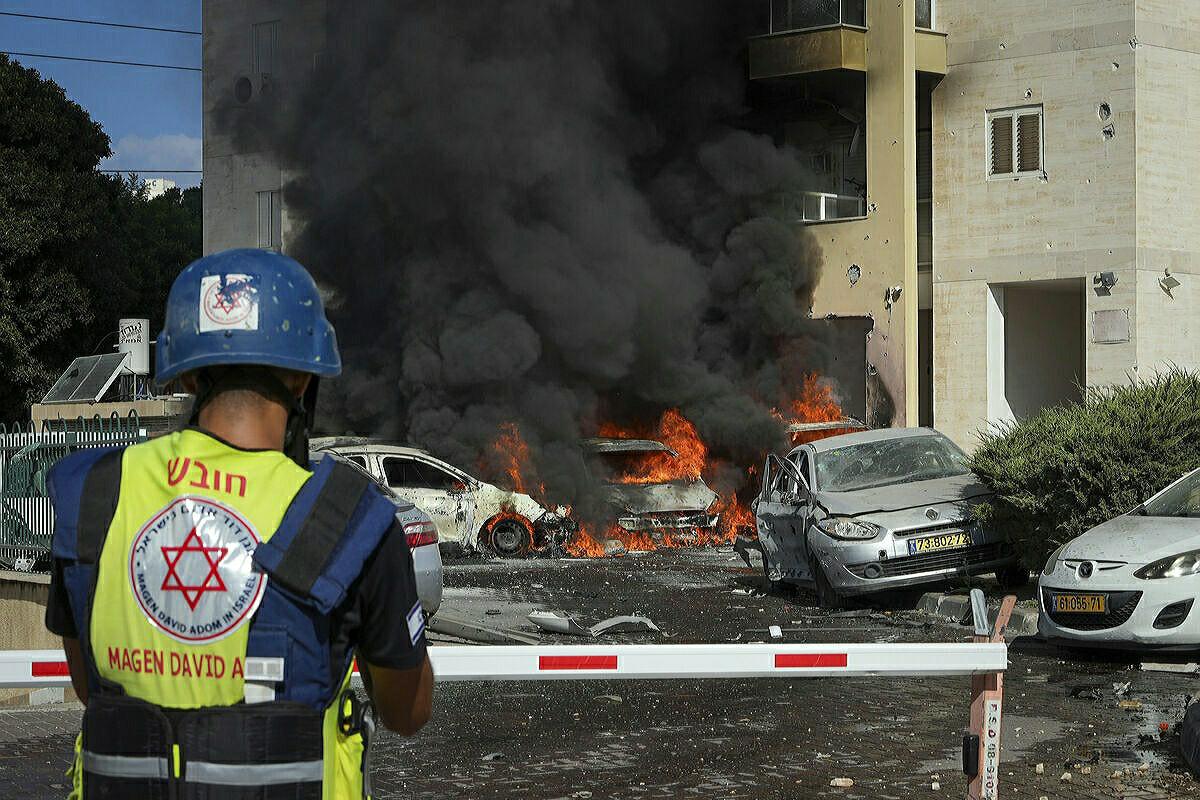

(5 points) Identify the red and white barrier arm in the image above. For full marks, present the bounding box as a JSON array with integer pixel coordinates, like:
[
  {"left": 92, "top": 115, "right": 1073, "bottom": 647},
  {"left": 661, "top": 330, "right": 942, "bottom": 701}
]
[{"left": 0, "top": 641, "right": 1005, "bottom": 688}]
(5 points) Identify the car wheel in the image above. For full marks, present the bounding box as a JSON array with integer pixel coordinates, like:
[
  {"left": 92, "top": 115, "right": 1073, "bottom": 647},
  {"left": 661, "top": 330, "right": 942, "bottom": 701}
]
[
  {"left": 487, "top": 517, "right": 533, "bottom": 558},
  {"left": 810, "top": 555, "right": 845, "bottom": 609},
  {"left": 996, "top": 564, "right": 1030, "bottom": 589}
]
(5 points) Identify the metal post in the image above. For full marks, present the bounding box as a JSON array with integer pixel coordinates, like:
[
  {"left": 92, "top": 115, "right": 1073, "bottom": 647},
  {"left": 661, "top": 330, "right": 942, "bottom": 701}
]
[{"left": 966, "top": 594, "right": 1015, "bottom": 800}]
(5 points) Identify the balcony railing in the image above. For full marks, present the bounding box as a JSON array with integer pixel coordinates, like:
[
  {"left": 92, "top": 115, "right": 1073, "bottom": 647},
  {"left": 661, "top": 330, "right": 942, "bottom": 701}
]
[
  {"left": 792, "top": 191, "right": 867, "bottom": 223},
  {"left": 768, "top": 0, "right": 866, "bottom": 34}
]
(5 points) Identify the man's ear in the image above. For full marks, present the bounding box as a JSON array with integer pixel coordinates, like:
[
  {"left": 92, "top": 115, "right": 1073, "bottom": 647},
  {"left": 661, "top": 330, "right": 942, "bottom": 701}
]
[{"left": 285, "top": 371, "right": 313, "bottom": 399}]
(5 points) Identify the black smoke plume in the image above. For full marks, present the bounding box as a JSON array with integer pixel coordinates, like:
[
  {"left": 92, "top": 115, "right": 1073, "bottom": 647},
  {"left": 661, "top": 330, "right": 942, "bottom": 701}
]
[{"left": 218, "top": 1, "right": 836, "bottom": 511}]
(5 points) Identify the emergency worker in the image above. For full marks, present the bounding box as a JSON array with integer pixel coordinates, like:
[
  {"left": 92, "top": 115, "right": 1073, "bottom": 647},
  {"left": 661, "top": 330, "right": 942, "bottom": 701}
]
[{"left": 45, "top": 248, "right": 433, "bottom": 799}]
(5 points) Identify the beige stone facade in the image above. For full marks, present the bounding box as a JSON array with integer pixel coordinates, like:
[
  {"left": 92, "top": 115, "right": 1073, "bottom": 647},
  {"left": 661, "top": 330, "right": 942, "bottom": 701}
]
[{"left": 933, "top": 0, "right": 1200, "bottom": 448}]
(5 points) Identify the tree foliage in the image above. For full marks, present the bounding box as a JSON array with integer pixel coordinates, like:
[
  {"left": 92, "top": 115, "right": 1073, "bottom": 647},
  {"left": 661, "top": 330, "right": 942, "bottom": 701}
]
[
  {"left": 0, "top": 55, "right": 200, "bottom": 420},
  {"left": 970, "top": 369, "right": 1200, "bottom": 569}
]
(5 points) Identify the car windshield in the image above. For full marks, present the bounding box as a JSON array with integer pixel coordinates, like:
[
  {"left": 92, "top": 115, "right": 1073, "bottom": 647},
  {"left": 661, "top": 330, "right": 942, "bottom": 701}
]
[
  {"left": 815, "top": 434, "right": 971, "bottom": 492},
  {"left": 1141, "top": 470, "right": 1200, "bottom": 517}
]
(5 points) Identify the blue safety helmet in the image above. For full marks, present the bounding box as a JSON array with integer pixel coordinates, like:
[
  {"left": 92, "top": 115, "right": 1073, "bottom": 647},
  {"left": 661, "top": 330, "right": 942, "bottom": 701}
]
[{"left": 156, "top": 248, "right": 341, "bottom": 384}]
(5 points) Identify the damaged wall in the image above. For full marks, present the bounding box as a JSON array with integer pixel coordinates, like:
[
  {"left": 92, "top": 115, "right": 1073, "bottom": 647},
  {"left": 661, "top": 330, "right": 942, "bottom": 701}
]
[
  {"left": 932, "top": 0, "right": 1140, "bottom": 448},
  {"left": 800, "top": 0, "right": 920, "bottom": 429}
]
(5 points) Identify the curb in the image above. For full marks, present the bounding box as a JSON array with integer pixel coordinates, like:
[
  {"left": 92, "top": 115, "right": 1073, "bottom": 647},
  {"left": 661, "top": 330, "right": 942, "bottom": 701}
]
[{"left": 917, "top": 592, "right": 1040, "bottom": 638}]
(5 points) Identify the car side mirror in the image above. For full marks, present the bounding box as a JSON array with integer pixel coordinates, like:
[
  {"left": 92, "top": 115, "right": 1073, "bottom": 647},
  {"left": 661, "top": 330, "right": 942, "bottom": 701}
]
[{"left": 450, "top": 480, "right": 469, "bottom": 494}]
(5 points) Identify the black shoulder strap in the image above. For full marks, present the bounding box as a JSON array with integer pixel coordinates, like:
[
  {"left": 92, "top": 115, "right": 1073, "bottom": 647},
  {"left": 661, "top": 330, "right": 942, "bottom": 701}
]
[
  {"left": 77, "top": 449, "right": 124, "bottom": 564},
  {"left": 271, "top": 463, "right": 369, "bottom": 596}
]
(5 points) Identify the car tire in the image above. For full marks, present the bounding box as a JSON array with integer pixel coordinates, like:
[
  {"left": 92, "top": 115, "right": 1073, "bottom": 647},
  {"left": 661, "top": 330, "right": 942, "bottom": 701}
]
[
  {"left": 810, "top": 555, "right": 845, "bottom": 609},
  {"left": 486, "top": 517, "right": 533, "bottom": 558},
  {"left": 996, "top": 564, "right": 1030, "bottom": 589}
]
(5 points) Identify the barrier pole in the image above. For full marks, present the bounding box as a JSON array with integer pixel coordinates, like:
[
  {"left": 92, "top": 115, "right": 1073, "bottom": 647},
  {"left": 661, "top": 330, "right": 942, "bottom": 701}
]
[{"left": 967, "top": 593, "right": 1016, "bottom": 800}]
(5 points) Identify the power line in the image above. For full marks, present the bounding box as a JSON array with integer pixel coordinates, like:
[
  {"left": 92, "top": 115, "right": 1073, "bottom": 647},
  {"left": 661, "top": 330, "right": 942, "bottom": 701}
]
[
  {"left": 99, "top": 169, "right": 202, "bottom": 174},
  {"left": 0, "top": 11, "right": 200, "bottom": 35},
  {"left": 1, "top": 50, "right": 200, "bottom": 71}
]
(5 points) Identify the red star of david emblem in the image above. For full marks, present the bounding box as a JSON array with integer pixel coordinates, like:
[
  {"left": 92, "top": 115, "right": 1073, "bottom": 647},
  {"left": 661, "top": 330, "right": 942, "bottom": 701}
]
[
  {"left": 212, "top": 286, "right": 243, "bottom": 314},
  {"left": 161, "top": 528, "right": 228, "bottom": 611}
]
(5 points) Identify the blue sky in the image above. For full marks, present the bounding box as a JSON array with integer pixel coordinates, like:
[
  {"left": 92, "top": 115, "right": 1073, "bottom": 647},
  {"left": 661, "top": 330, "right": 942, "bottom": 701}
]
[{"left": 0, "top": 0, "right": 202, "bottom": 187}]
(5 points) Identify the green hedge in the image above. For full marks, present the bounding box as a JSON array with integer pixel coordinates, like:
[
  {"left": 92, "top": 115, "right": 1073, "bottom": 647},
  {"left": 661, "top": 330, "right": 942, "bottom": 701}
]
[{"left": 970, "top": 369, "right": 1200, "bottom": 570}]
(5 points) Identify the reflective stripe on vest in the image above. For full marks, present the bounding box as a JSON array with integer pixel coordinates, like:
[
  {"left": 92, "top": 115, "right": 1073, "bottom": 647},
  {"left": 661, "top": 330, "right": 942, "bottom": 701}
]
[
  {"left": 81, "top": 750, "right": 169, "bottom": 780},
  {"left": 187, "top": 759, "right": 323, "bottom": 786}
]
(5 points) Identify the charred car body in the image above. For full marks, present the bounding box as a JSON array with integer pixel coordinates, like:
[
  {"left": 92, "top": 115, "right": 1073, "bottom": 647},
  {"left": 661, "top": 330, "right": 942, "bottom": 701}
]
[
  {"left": 311, "top": 438, "right": 575, "bottom": 557},
  {"left": 754, "top": 427, "right": 1025, "bottom": 607},
  {"left": 582, "top": 438, "right": 719, "bottom": 539}
]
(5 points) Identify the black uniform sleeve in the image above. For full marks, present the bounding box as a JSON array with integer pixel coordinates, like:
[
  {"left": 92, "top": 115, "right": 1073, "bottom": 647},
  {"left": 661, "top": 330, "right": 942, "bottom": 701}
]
[
  {"left": 45, "top": 558, "right": 77, "bottom": 638},
  {"left": 345, "top": 520, "right": 428, "bottom": 670}
]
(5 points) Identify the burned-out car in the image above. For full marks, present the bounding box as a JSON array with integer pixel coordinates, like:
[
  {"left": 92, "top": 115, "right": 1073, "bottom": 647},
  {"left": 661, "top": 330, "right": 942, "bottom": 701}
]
[
  {"left": 754, "top": 427, "right": 1025, "bottom": 607},
  {"left": 311, "top": 438, "right": 575, "bottom": 557},
  {"left": 581, "top": 438, "right": 719, "bottom": 539}
]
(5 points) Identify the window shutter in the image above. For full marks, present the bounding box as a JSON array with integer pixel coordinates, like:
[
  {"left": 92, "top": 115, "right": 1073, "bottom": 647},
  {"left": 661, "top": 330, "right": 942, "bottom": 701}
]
[
  {"left": 989, "top": 115, "right": 1013, "bottom": 176},
  {"left": 1016, "top": 113, "right": 1040, "bottom": 172}
]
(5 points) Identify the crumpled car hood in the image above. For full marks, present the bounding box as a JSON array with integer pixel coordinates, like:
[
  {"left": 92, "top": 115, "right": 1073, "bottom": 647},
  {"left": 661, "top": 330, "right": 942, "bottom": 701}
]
[
  {"left": 814, "top": 473, "right": 992, "bottom": 516},
  {"left": 1062, "top": 514, "right": 1200, "bottom": 566},
  {"left": 605, "top": 480, "right": 718, "bottom": 515}
]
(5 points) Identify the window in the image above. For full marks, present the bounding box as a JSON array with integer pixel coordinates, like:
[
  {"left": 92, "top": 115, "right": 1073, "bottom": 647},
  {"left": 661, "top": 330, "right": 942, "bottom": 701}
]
[
  {"left": 346, "top": 455, "right": 367, "bottom": 470},
  {"left": 790, "top": 451, "right": 810, "bottom": 488},
  {"left": 382, "top": 457, "right": 462, "bottom": 491},
  {"left": 987, "top": 106, "right": 1043, "bottom": 179},
  {"left": 252, "top": 21, "right": 278, "bottom": 78},
  {"left": 256, "top": 190, "right": 280, "bottom": 250}
]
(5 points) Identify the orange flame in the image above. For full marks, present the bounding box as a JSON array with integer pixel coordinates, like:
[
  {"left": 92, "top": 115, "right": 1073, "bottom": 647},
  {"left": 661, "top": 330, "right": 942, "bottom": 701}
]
[
  {"left": 777, "top": 373, "right": 856, "bottom": 445},
  {"left": 596, "top": 409, "right": 706, "bottom": 484}
]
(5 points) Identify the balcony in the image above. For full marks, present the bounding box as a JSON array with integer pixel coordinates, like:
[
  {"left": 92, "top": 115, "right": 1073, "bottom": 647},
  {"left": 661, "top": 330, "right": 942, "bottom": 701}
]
[
  {"left": 768, "top": 0, "right": 866, "bottom": 34},
  {"left": 784, "top": 191, "right": 867, "bottom": 223}
]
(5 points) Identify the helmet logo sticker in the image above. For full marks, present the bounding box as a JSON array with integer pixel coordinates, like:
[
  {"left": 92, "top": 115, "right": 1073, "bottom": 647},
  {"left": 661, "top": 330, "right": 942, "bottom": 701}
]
[
  {"left": 199, "top": 273, "right": 259, "bottom": 333},
  {"left": 129, "top": 496, "right": 266, "bottom": 643}
]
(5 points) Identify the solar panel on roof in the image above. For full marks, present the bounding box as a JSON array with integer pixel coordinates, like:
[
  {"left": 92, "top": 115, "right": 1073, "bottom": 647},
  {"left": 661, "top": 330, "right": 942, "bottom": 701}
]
[{"left": 41, "top": 353, "right": 130, "bottom": 404}]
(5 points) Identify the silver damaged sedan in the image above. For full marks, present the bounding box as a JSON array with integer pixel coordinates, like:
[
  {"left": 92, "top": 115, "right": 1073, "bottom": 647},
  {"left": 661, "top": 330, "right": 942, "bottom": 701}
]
[{"left": 754, "top": 428, "right": 1024, "bottom": 607}]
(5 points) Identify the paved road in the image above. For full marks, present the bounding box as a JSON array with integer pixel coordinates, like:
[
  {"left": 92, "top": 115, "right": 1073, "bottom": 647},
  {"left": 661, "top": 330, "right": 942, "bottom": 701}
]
[{"left": 3, "top": 549, "right": 1199, "bottom": 799}]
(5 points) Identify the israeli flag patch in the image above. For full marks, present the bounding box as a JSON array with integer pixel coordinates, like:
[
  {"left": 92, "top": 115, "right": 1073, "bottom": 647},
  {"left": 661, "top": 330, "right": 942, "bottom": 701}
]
[{"left": 407, "top": 601, "right": 426, "bottom": 646}]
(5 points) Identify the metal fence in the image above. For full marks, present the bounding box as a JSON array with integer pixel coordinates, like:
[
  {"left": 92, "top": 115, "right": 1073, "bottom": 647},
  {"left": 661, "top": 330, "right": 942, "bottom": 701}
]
[{"left": 0, "top": 414, "right": 145, "bottom": 573}]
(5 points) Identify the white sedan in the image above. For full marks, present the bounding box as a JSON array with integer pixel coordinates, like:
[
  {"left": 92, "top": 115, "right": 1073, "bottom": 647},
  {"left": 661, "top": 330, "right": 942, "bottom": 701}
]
[
  {"left": 1039, "top": 468, "right": 1200, "bottom": 648},
  {"left": 311, "top": 438, "right": 575, "bottom": 557}
]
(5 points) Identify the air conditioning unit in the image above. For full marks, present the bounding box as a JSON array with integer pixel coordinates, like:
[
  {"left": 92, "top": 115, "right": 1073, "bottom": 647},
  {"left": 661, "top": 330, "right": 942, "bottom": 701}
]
[{"left": 233, "top": 74, "right": 273, "bottom": 105}]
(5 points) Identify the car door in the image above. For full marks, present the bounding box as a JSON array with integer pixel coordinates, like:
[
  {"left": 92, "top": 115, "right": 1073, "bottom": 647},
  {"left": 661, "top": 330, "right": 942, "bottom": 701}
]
[
  {"left": 755, "top": 455, "right": 783, "bottom": 577},
  {"left": 381, "top": 456, "right": 472, "bottom": 546},
  {"left": 765, "top": 453, "right": 811, "bottom": 582},
  {"left": 778, "top": 449, "right": 814, "bottom": 582}
]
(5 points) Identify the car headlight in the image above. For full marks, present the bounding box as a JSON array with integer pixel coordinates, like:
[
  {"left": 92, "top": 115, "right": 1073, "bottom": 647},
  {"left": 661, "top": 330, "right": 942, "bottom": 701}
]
[
  {"left": 1135, "top": 549, "right": 1200, "bottom": 580},
  {"left": 1043, "top": 544, "right": 1066, "bottom": 576},
  {"left": 815, "top": 517, "right": 879, "bottom": 541}
]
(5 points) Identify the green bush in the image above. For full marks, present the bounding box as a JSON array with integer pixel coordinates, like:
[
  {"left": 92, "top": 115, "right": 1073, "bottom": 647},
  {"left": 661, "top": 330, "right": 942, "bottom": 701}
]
[{"left": 970, "top": 369, "right": 1200, "bottom": 570}]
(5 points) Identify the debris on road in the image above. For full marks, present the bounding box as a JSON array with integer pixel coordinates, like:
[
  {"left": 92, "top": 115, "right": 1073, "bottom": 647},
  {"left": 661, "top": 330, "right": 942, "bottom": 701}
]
[
  {"left": 768, "top": 625, "right": 783, "bottom": 639},
  {"left": 1119, "top": 699, "right": 1143, "bottom": 710},
  {"left": 1141, "top": 662, "right": 1199, "bottom": 674},
  {"left": 829, "top": 777, "right": 854, "bottom": 788},
  {"left": 527, "top": 610, "right": 661, "bottom": 637},
  {"left": 429, "top": 610, "right": 540, "bottom": 645},
  {"left": 1035, "top": 762, "right": 1044, "bottom": 774}
]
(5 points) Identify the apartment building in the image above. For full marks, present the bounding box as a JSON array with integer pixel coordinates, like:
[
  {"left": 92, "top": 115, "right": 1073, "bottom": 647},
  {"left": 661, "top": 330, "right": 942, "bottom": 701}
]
[
  {"left": 933, "top": 0, "right": 1200, "bottom": 447},
  {"left": 753, "top": 0, "right": 1200, "bottom": 447}
]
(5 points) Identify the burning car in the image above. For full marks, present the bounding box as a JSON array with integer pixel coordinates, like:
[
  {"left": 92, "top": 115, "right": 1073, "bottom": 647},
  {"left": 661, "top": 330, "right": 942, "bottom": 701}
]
[
  {"left": 581, "top": 437, "right": 720, "bottom": 542},
  {"left": 754, "top": 427, "right": 1025, "bottom": 607},
  {"left": 310, "top": 437, "right": 575, "bottom": 557}
]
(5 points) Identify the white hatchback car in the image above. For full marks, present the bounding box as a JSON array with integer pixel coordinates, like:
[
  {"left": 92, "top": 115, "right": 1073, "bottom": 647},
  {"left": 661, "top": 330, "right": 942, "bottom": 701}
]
[
  {"left": 311, "top": 438, "right": 575, "bottom": 557},
  {"left": 1039, "top": 467, "right": 1200, "bottom": 648}
]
